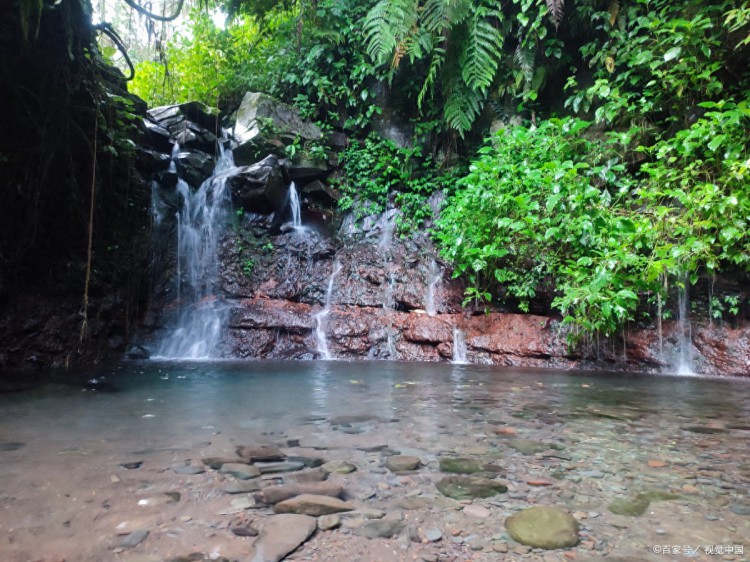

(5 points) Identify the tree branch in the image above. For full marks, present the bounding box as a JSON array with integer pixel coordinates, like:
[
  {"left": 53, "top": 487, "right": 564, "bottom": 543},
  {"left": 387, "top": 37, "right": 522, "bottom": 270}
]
[{"left": 119, "top": 0, "right": 186, "bottom": 22}]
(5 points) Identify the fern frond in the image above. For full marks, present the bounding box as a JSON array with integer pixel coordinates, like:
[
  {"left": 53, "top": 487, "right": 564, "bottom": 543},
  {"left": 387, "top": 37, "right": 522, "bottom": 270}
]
[
  {"left": 514, "top": 42, "right": 535, "bottom": 86},
  {"left": 363, "top": 0, "right": 419, "bottom": 65},
  {"left": 405, "top": 28, "right": 435, "bottom": 62},
  {"left": 444, "top": 75, "right": 485, "bottom": 137},
  {"left": 417, "top": 45, "right": 446, "bottom": 110},
  {"left": 545, "top": 0, "right": 565, "bottom": 28},
  {"left": 460, "top": 9, "right": 504, "bottom": 91},
  {"left": 422, "top": 0, "right": 472, "bottom": 32}
]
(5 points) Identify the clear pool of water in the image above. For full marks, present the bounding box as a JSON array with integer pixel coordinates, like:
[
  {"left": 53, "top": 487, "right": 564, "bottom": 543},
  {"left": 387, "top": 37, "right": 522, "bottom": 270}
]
[{"left": 0, "top": 361, "right": 748, "bottom": 561}]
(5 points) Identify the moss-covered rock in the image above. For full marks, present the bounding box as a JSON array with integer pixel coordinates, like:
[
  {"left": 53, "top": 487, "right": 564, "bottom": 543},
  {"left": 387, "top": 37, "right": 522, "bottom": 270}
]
[
  {"left": 439, "top": 457, "right": 503, "bottom": 474},
  {"left": 505, "top": 506, "right": 579, "bottom": 549},
  {"left": 435, "top": 476, "right": 507, "bottom": 500},
  {"left": 608, "top": 491, "right": 683, "bottom": 517}
]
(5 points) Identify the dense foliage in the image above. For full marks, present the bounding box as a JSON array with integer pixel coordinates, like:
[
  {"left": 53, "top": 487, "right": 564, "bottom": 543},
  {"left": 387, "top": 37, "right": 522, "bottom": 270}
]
[
  {"left": 336, "top": 135, "right": 455, "bottom": 231},
  {"left": 433, "top": 0, "right": 750, "bottom": 340}
]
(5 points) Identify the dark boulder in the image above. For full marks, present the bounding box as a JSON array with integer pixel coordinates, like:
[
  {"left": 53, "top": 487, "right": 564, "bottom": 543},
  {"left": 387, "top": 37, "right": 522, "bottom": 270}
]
[
  {"left": 219, "top": 155, "right": 289, "bottom": 214},
  {"left": 174, "top": 150, "right": 214, "bottom": 188}
]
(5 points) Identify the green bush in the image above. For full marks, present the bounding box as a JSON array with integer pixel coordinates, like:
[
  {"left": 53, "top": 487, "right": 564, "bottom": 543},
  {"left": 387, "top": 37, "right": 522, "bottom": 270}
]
[{"left": 434, "top": 102, "right": 750, "bottom": 341}]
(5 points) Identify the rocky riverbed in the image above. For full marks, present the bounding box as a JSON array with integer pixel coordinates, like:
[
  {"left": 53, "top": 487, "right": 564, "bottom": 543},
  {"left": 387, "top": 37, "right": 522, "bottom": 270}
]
[{"left": 0, "top": 361, "right": 748, "bottom": 561}]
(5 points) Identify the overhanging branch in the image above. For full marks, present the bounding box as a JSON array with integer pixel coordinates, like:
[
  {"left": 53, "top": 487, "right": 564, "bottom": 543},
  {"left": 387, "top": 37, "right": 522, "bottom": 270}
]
[{"left": 120, "top": 0, "right": 186, "bottom": 22}]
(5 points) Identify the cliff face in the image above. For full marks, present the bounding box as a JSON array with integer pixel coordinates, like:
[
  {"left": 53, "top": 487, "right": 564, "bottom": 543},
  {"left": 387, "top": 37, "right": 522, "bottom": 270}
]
[{"left": 214, "top": 216, "right": 750, "bottom": 377}]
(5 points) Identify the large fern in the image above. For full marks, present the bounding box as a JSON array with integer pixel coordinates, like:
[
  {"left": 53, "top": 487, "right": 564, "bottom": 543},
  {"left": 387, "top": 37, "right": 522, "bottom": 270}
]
[
  {"left": 363, "top": 0, "right": 554, "bottom": 135},
  {"left": 443, "top": 69, "right": 485, "bottom": 137},
  {"left": 363, "top": 0, "right": 420, "bottom": 65},
  {"left": 422, "top": 0, "right": 472, "bottom": 32},
  {"left": 460, "top": 7, "right": 504, "bottom": 91}
]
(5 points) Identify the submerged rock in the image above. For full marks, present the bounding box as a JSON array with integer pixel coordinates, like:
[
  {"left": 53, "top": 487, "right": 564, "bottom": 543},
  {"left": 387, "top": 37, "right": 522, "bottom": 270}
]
[
  {"left": 435, "top": 476, "right": 507, "bottom": 500},
  {"left": 219, "top": 463, "right": 261, "bottom": 480},
  {"left": 256, "top": 460, "right": 306, "bottom": 474},
  {"left": 321, "top": 460, "right": 358, "bottom": 474},
  {"left": 505, "top": 506, "right": 579, "bottom": 549},
  {"left": 318, "top": 514, "right": 341, "bottom": 530},
  {"left": 439, "top": 457, "right": 502, "bottom": 474},
  {"left": 352, "top": 518, "right": 404, "bottom": 539},
  {"left": 506, "top": 439, "right": 549, "bottom": 455},
  {"left": 262, "top": 482, "right": 343, "bottom": 504},
  {"left": 118, "top": 529, "right": 149, "bottom": 549},
  {"left": 385, "top": 455, "right": 421, "bottom": 472},
  {"left": 608, "top": 491, "right": 683, "bottom": 517},
  {"left": 273, "top": 494, "right": 354, "bottom": 516},
  {"left": 248, "top": 514, "right": 317, "bottom": 562}
]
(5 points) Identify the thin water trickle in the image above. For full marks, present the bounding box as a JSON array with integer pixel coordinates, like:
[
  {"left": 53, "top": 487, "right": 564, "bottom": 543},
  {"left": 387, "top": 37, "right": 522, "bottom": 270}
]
[
  {"left": 315, "top": 260, "right": 342, "bottom": 360},
  {"left": 386, "top": 327, "right": 398, "bottom": 359},
  {"left": 378, "top": 209, "right": 396, "bottom": 251},
  {"left": 288, "top": 181, "right": 303, "bottom": 230},
  {"left": 380, "top": 272, "right": 398, "bottom": 359},
  {"left": 425, "top": 260, "right": 441, "bottom": 316},
  {"left": 676, "top": 274, "right": 695, "bottom": 375},
  {"left": 382, "top": 273, "right": 395, "bottom": 310},
  {"left": 452, "top": 327, "right": 469, "bottom": 364},
  {"left": 155, "top": 141, "right": 235, "bottom": 359}
]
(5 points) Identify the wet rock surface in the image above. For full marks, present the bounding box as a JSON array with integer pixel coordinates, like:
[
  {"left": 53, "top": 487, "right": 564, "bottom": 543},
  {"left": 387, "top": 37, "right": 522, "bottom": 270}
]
[{"left": 166, "top": 193, "right": 750, "bottom": 374}]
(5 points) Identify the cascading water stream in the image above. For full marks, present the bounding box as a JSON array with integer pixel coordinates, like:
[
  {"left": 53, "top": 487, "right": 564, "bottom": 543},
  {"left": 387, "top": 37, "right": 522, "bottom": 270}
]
[
  {"left": 155, "top": 141, "right": 235, "bottom": 359},
  {"left": 288, "top": 181, "right": 303, "bottom": 230},
  {"left": 381, "top": 272, "right": 398, "bottom": 359},
  {"left": 425, "top": 260, "right": 441, "bottom": 316},
  {"left": 452, "top": 327, "right": 469, "bottom": 364},
  {"left": 676, "top": 274, "right": 695, "bottom": 375},
  {"left": 315, "top": 260, "right": 342, "bottom": 360}
]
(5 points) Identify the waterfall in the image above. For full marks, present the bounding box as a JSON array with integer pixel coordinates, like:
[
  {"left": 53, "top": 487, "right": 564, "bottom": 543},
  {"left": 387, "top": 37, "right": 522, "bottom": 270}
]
[
  {"left": 452, "top": 327, "right": 469, "bottom": 364},
  {"left": 425, "top": 260, "right": 441, "bottom": 316},
  {"left": 676, "top": 274, "right": 695, "bottom": 375},
  {"left": 380, "top": 272, "right": 399, "bottom": 359},
  {"left": 315, "top": 260, "right": 342, "bottom": 360},
  {"left": 288, "top": 181, "right": 303, "bottom": 230},
  {"left": 155, "top": 141, "right": 235, "bottom": 359},
  {"left": 386, "top": 327, "right": 397, "bottom": 359},
  {"left": 382, "top": 273, "right": 395, "bottom": 310}
]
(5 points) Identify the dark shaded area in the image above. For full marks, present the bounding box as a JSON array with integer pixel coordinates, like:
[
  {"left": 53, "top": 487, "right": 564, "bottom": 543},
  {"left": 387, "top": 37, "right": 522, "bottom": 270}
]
[{"left": 0, "top": 0, "right": 152, "bottom": 370}]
